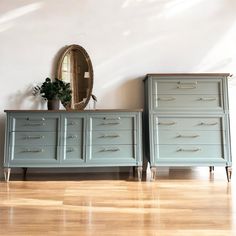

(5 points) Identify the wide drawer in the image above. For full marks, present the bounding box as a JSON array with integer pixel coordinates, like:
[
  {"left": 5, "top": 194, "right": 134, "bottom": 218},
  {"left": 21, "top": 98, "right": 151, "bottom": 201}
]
[
  {"left": 90, "top": 130, "right": 134, "bottom": 145},
  {"left": 153, "top": 94, "right": 222, "bottom": 110},
  {"left": 10, "top": 146, "right": 58, "bottom": 162},
  {"left": 90, "top": 116, "right": 134, "bottom": 131},
  {"left": 10, "top": 132, "right": 57, "bottom": 146},
  {"left": 12, "top": 116, "right": 58, "bottom": 132},
  {"left": 155, "top": 130, "right": 223, "bottom": 145},
  {"left": 152, "top": 79, "right": 221, "bottom": 95},
  {"left": 156, "top": 145, "right": 223, "bottom": 159},
  {"left": 63, "top": 132, "right": 83, "bottom": 146},
  {"left": 87, "top": 145, "right": 135, "bottom": 161},
  {"left": 65, "top": 117, "right": 84, "bottom": 131},
  {"left": 61, "top": 146, "right": 84, "bottom": 162},
  {"left": 155, "top": 117, "right": 223, "bottom": 131}
]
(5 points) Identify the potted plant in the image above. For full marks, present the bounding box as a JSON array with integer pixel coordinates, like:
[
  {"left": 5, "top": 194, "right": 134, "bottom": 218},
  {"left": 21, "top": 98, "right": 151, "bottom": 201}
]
[{"left": 33, "top": 77, "right": 72, "bottom": 110}]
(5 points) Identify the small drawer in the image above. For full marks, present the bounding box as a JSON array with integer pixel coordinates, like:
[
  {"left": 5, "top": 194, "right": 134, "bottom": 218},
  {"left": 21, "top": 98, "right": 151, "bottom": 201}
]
[
  {"left": 11, "top": 146, "right": 58, "bottom": 162},
  {"left": 90, "top": 116, "right": 134, "bottom": 131},
  {"left": 87, "top": 145, "right": 135, "bottom": 162},
  {"left": 156, "top": 145, "right": 223, "bottom": 159},
  {"left": 66, "top": 117, "right": 83, "bottom": 131},
  {"left": 156, "top": 117, "right": 222, "bottom": 131},
  {"left": 10, "top": 132, "right": 57, "bottom": 146},
  {"left": 153, "top": 94, "right": 222, "bottom": 110},
  {"left": 12, "top": 116, "right": 58, "bottom": 132},
  {"left": 155, "top": 130, "right": 223, "bottom": 145},
  {"left": 91, "top": 131, "right": 134, "bottom": 145},
  {"left": 152, "top": 79, "right": 221, "bottom": 95},
  {"left": 64, "top": 132, "right": 83, "bottom": 146},
  {"left": 62, "top": 146, "right": 84, "bottom": 162}
]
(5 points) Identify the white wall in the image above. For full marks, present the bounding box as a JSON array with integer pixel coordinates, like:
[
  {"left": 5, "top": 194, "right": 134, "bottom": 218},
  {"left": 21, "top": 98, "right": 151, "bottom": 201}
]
[{"left": 1, "top": 0, "right": 236, "bottom": 177}]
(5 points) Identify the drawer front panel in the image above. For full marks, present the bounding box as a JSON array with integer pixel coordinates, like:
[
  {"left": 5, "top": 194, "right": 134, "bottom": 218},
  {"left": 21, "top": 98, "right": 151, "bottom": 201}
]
[
  {"left": 90, "top": 116, "right": 134, "bottom": 131},
  {"left": 157, "top": 145, "right": 223, "bottom": 159},
  {"left": 152, "top": 79, "right": 221, "bottom": 95},
  {"left": 64, "top": 132, "right": 83, "bottom": 146},
  {"left": 153, "top": 94, "right": 222, "bottom": 110},
  {"left": 62, "top": 146, "right": 84, "bottom": 162},
  {"left": 155, "top": 117, "right": 222, "bottom": 131},
  {"left": 11, "top": 132, "right": 57, "bottom": 146},
  {"left": 66, "top": 117, "right": 83, "bottom": 131},
  {"left": 13, "top": 116, "right": 58, "bottom": 132},
  {"left": 155, "top": 130, "right": 223, "bottom": 145},
  {"left": 10, "top": 146, "right": 58, "bottom": 162},
  {"left": 87, "top": 145, "right": 135, "bottom": 162},
  {"left": 91, "top": 131, "right": 134, "bottom": 145}
]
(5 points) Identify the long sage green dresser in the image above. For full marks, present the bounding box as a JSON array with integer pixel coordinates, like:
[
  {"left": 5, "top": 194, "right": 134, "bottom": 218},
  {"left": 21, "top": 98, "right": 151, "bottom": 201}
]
[
  {"left": 3, "top": 110, "right": 143, "bottom": 181},
  {"left": 144, "top": 73, "right": 232, "bottom": 181}
]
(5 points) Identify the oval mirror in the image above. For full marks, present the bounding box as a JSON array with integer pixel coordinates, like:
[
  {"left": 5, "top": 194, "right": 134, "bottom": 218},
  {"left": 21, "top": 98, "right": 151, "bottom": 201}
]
[{"left": 57, "top": 44, "right": 93, "bottom": 110}]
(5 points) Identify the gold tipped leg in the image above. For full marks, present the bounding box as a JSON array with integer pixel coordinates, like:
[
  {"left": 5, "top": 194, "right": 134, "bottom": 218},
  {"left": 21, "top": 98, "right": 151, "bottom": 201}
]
[
  {"left": 150, "top": 167, "right": 157, "bottom": 181},
  {"left": 226, "top": 166, "right": 232, "bottom": 182},
  {"left": 4, "top": 168, "right": 11, "bottom": 182},
  {"left": 209, "top": 166, "right": 214, "bottom": 173},
  {"left": 136, "top": 167, "right": 143, "bottom": 181}
]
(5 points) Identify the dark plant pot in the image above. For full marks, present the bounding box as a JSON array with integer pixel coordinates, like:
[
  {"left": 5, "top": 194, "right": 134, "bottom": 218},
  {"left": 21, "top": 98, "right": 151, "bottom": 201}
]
[{"left": 47, "top": 99, "right": 60, "bottom": 110}]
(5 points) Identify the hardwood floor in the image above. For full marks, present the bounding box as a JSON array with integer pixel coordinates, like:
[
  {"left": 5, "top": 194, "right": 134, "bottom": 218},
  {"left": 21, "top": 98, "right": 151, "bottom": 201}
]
[{"left": 0, "top": 167, "right": 235, "bottom": 236}]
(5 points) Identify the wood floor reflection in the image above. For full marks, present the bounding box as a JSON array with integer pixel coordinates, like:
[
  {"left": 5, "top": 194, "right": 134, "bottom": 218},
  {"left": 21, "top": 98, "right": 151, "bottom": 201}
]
[{"left": 0, "top": 167, "right": 235, "bottom": 236}]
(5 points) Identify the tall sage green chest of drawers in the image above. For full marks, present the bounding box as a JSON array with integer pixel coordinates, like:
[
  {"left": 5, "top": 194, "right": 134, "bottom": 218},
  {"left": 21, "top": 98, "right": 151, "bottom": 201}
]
[
  {"left": 3, "top": 110, "right": 143, "bottom": 181},
  {"left": 144, "top": 73, "right": 232, "bottom": 181}
]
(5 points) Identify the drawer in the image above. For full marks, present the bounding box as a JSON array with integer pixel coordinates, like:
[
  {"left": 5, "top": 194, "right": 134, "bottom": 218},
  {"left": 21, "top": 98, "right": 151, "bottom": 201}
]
[
  {"left": 63, "top": 132, "right": 83, "bottom": 146},
  {"left": 153, "top": 94, "right": 222, "bottom": 110},
  {"left": 66, "top": 117, "right": 84, "bottom": 131},
  {"left": 90, "top": 130, "right": 134, "bottom": 145},
  {"left": 156, "top": 145, "right": 223, "bottom": 159},
  {"left": 155, "top": 130, "right": 223, "bottom": 145},
  {"left": 155, "top": 117, "right": 223, "bottom": 131},
  {"left": 87, "top": 145, "right": 135, "bottom": 161},
  {"left": 62, "top": 146, "right": 84, "bottom": 162},
  {"left": 10, "top": 132, "right": 57, "bottom": 146},
  {"left": 90, "top": 116, "right": 134, "bottom": 131},
  {"left": 152, "top": 79, "right": 221, "bottom": 95},
  {"left": 12, "top": 116, "right": 58, "bottom": 132},
  {"left": 10, "top": 146, "right": 58, "bottom": 162}
]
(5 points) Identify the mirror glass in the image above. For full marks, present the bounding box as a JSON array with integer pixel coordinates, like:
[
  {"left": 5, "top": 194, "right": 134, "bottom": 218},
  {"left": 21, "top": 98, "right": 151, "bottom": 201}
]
[{"left": 57, "top": 44, "right": 93, "bottom": 110}]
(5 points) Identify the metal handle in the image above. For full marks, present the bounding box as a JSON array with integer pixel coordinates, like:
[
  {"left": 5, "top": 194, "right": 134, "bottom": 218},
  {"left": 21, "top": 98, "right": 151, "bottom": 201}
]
[
  {"left": 24, "top": 123, "right": 45, "bottom": 126},
  {"left": 177, "top": 148, "right": 201, "bottom": 152},
  {"left": 67, "top": 135, "right": 78, "bottom": 139},
  {"left": 26, "top": 117, "right": 45, "bottom": 121},
  {"left": 68, "top": 121, "right": 78, "bottom": 125},
  {"left": 24, "top": 135, "right": 45, "bottom": 139},
  {"left": 158, "top": 97, "right": 176, "bottom": 101},
  {"left": 101, "top": 148, "right": 120, "bottom": 152},
  {"left": 67, "top": 148, "right": 75, "bottom": 152},
  {"left": 177, "top": 85, "right": 196, "bottom": 89},
  {"left": 23, "top": 149, "right": 44, "bottom": 153},
  {"left": 200, "top": 122, "right": 218, "bottom": 126},
  {"left": 101, "top": 122, "right": 120, "bottom": 125},
  {"left": 158, "top": 121, "right": 176, "bottom": 126},
  {"left": 104, "top": 117, "right": 121, "bottom": 120},
  {"left": 177, "top": 134, "right": 199, "bottom": 138},
  {"left": 100, "top": 134, "right": 120, "bottom": 138},
  {"left": 199, "top": 97, "right": 216, "bottom": 101}
]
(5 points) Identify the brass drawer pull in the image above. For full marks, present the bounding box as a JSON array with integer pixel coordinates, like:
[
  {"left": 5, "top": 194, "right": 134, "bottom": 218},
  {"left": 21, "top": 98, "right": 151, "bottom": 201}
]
[
  {"left": 101, "top": 122, "right": 120, "bottom": 125},
  {"left": 158, "top": 121, "right": 176, "bottom": 126},
  {"left": 24, "top": 135, "right": 45, "bottom": 139},
  {"left": 67, "top": 135, "right": 78, "bottom": 139},
  {"left": 26, "top": 117, "right": 45, "bottom": 121},
  {"left": 103, "top": 117, "right": 121, "bottom": 120},
  {"left": 24, "top": 123, "right": 45, "bottom": 126},
  {"left": 199, "top": 97, "right": 216, "bottom": 101},
  {"left": 101, "top": 148, "right": 120, "bottom": 152},
  {"left": 67, "top": 148, "right": 75, "bottom": 152},
  {"left": 200, "top": 122, "right": 218, "bottom": 126},
  {"left": 177, "top": 134, "right": 199, "bottom": 138},
  {"left": 68, "top": 121, "right": 78, "bottom": 125},
  {"left": 22, "top": 149, "right": 44, "bottom": 153},
  {"left": 158, "top": 97, "right": 176, "bottom": 101},
  {"left": 177, "top": 148, "right": 201, "bottom": 152},
  {"left": 100, "top": 134, "right": 120, "bottom": 138}
]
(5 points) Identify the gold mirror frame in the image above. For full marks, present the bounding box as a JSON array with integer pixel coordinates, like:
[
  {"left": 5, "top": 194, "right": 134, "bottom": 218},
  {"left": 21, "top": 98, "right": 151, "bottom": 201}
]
[{"left": 57, "top": 44, "right": 94, "bottom": 110}]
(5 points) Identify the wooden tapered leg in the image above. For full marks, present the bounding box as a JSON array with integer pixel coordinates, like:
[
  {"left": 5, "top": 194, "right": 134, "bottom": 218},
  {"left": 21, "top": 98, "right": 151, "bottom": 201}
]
[
  {"left": 209, "top": 166, "right": 214, "bottom": 173},
  {"left": 150, "top": 167, "right": 157, "bottom": 181},
  {"left": 23, "top": 168, "right": 28, "bottom": 179},
  {"left": 4, "top": 168, "right": 11, "bottom": 182},
  {"left": 226, "top": 166, "right": 232, "bottom": 182},
  {"left": 136, "top": 166, "right": 142, "bottom": 181}
]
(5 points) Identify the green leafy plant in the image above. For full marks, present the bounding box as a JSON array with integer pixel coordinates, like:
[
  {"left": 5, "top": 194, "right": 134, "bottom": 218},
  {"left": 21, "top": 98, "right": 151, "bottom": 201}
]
[{"left": 33, "top": 77, "right": 72, "bottom": 108}]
